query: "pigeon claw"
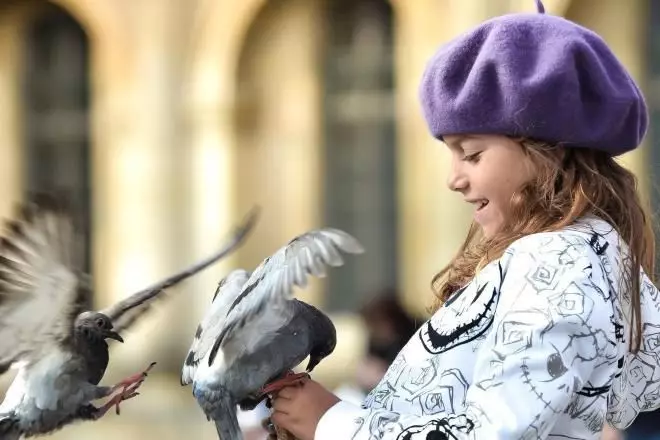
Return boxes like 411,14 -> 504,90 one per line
101,361 -> 157,417
260,370 -> 310,396
111,361 -> 157,393
95,381 -> 143,419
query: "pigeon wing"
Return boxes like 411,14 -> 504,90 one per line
100,206 -> 260,334
0,194 -> 85,374
206,228 -> 364,366
180,269 -> 251,385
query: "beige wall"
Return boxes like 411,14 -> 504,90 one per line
0,0 -> 651,397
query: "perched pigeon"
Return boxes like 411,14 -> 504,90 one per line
180,228 -> 365,440
0,193 -> 259,439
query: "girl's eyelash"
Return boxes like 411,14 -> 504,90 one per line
463,152 -> 481,162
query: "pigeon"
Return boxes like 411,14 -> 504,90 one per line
0,193 -> 260,439
180,228 -> 365,440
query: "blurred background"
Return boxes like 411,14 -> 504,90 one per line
0,0 -> 658,438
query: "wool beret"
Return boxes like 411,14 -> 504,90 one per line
418,0 -> 648,156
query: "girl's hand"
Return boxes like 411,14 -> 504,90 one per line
270,378 -> 340,440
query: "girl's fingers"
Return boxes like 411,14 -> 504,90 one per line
272,386 -> 298,400
270,395 -> 293,414
270,409 -> 293,426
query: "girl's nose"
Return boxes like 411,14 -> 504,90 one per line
446,162 -> 468,192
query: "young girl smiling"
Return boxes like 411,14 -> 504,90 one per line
269,2 -> 660,439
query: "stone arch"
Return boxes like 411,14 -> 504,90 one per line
0,0 -> 131,310
22,3 -> 93,279
0,0 -> 129,87
232,0 -> 324,306
187,0 -> 504,386
51,0 -> 128,68
180,0 -> 284,326
0,0 -> 130,207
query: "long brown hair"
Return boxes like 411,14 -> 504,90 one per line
430,138 -> 657,353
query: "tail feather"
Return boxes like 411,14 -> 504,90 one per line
0,413 -> 21,440
210,397 -> 242,440
193,384 -> 242,440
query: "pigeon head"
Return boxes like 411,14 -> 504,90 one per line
304,303 -> 337,372
74,311 -> 124,343
306,335 -> 336,373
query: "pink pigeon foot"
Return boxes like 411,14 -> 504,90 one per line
95,361 -> 157,418
260,370 -> 310,396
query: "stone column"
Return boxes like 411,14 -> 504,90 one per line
184,0 -> 326,326
183,0 -> 257,358
95,0 -> 194,374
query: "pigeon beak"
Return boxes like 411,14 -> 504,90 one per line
104,330 -> 124,343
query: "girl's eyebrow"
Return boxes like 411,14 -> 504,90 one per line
447,135 -> 479,150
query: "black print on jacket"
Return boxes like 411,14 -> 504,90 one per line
419,265 -> 501,355
396,415 -> 475,440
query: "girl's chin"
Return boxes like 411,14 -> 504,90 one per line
478,222 -> 503,240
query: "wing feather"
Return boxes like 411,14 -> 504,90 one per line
207,228 -> 364,364
180,269 -> 250,385
0,193 -> 84,372
101,206 -> 259,334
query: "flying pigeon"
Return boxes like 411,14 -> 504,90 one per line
180,228 -> 365,440
0,193 -> 260,439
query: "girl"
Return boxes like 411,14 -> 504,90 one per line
269,2 -> 660,439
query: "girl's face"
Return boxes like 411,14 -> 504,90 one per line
444,134 -> 536,238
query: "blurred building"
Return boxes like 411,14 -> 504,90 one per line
0,0 -> 657,438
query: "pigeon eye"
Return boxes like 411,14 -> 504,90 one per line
95,318 -> 105,327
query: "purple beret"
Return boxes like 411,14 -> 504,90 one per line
419,2 -> 648,156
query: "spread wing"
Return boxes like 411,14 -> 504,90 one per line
0,193 -> 86,374
180,269 -> 251,385
100,206 -> 260,334
206,228 -> 364,365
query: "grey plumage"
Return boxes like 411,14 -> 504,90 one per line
0,193 -> 259,438
180,228 -> 364,440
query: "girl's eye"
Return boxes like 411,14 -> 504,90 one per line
463,152 -> 482,163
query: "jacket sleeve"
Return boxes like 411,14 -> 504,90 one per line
315,237 -> 618,440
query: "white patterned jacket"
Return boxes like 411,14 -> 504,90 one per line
315,216 -> 660,440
